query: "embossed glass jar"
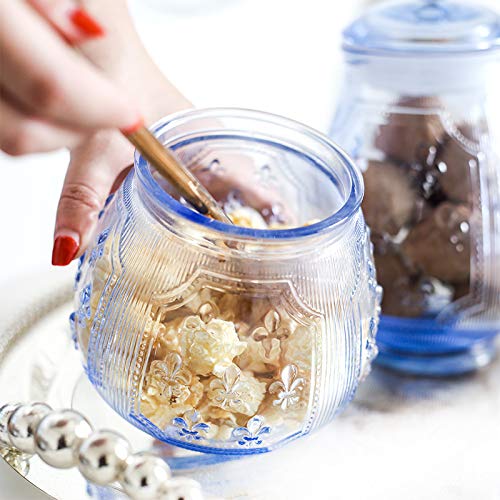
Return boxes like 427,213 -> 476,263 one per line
72,108 -> 380,455
330,0 -> 500,375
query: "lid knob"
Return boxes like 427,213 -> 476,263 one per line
415,2 -> 448,23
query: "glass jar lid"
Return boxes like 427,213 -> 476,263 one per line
343,0 -> 500,55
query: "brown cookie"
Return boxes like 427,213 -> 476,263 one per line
373,240 -> 427,317
362,160 -> 417,236
402,202 -> 471,284
433,126 -> 479,204
452,281 -> 470,301
375,96 -> 445,165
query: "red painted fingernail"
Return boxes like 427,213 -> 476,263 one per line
52,236 -> 79,266
69,8 -> 105,38
120,118 -> 145,136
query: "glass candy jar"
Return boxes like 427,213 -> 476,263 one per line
72,109 -> 380,455
330,0 -> 500,375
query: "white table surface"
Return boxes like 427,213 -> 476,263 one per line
1,0 -> 499,498
0,271 -> 499,500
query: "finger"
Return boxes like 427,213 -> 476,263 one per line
0,94 -> 83,155
27,0 -> 104,45
53,131 -> 133,265
0,1 -> 140,132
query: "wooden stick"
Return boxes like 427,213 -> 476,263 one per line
125,126 -> 233,224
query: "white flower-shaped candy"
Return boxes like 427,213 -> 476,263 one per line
185,288 -> 213,315
207,364 -> 266,416
259,395 -> 306,429
141,353 -> 203,428
215,294 -> 266,332
237,336 -> 280,374
178,316 -> 246,376
144,354 -> 193,404
228,206 -> 268,229
151,317 -> 182,358
140,399 -> 194,430
198,400 -> 238,427
281,325 -> 312,376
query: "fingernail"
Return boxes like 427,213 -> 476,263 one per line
52,236 -> 79,266
120,117 -> 145,136
69,8 -> 105,38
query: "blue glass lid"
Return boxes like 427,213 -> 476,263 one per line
343,0 -> 500,55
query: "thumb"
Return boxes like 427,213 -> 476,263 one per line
52,131 -> 133,265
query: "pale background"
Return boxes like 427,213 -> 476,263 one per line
1,0 -> 499,498
0,0 -> 366,290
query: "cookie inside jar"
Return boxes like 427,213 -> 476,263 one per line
363,96 -> 484,317
139,288 -> 315,446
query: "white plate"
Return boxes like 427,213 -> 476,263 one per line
1,275 -> 499,499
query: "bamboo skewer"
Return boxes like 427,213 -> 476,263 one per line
125,126 -> 233,224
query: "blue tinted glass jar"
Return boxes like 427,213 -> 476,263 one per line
72,108 -> 380,455
330,0 -> 500,375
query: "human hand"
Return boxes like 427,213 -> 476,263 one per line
0,0 -> 141,155
49,0 -> 193,264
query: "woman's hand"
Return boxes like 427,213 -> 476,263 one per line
0,0 -> 142,155
0,0 -> 192,264
49,0 -> 193,264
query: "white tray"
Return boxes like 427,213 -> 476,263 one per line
1,273 -> 499,500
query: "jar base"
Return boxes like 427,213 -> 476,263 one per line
375,315 -> 499,376
376,340 -> 497,376
72,373 -> 241,470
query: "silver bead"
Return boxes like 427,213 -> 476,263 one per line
161,477 -> 204,500
120,452 -> 171,499
34,409 -> 93,468
77,430 -> 131,485
7,403 -> 52,454
0,403 -> 21,447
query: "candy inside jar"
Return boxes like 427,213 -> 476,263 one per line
139,291 -> 313,443
138,208 -> 316,441
73,109 -> 380,454
330,0 -> 500,375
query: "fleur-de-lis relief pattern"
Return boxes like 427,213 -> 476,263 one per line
69,312 -> 78,349
75,284 -> 92,328
208,364 -> 244,410
146,353 -> 192,404
170,410 -> 210,441
269,364 -> 305,411
88,228 -> 110,266
74,252 -> 86,289
231,416 -> 271,447
251,310 -> 292,356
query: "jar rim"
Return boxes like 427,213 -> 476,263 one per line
134,108 -> 364,240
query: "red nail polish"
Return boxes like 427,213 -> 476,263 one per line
69,8 -> 105,38
120,118 -> 145,136
52,236 -> 79,266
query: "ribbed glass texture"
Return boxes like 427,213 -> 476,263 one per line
73,109 -> 380,455
330,1 -> 500,375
